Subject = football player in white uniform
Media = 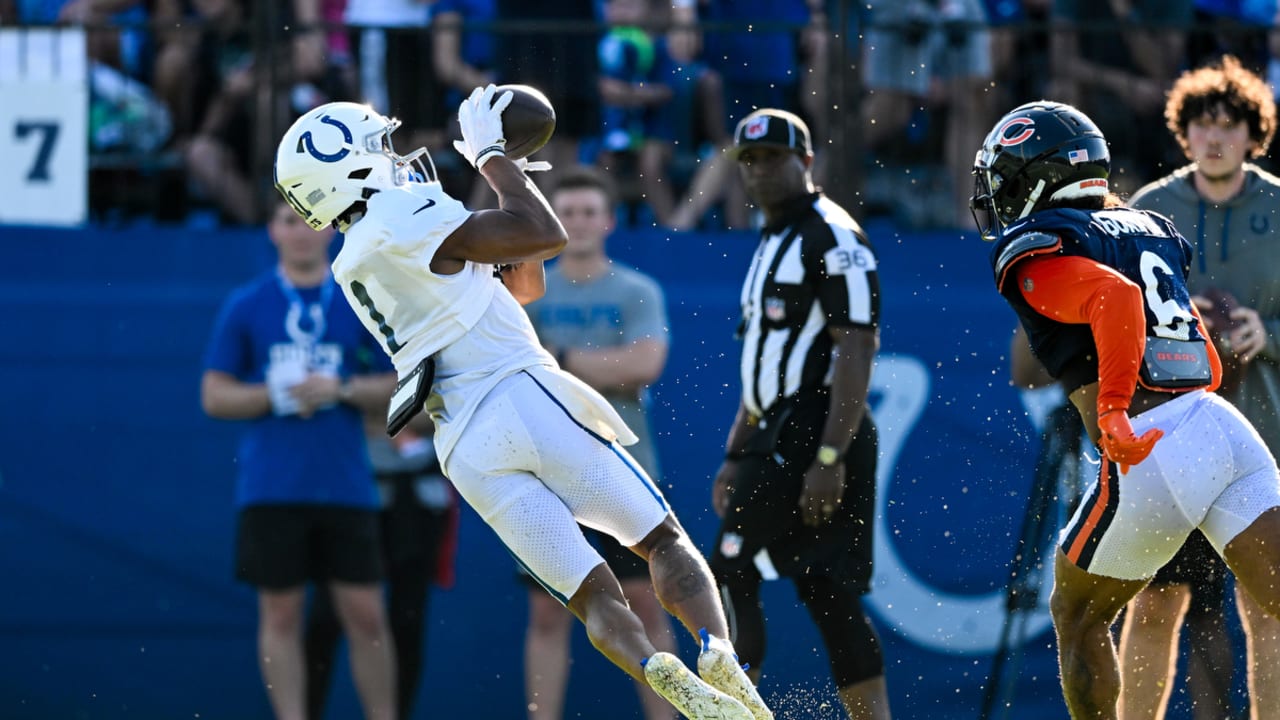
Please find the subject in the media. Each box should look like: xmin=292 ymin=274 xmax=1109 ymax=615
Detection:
xmin=273 ymin=85 xmax=772 ymax=720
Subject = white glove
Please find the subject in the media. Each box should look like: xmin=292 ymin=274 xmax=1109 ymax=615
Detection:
xmin=453 ymin=84 xmax=511 ymax=169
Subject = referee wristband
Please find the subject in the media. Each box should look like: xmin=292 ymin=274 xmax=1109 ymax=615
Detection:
xmin=724 ymin=449 xmax=746 ymax=461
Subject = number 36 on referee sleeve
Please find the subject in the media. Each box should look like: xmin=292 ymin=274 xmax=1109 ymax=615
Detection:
xmin=823 ymin=245 xmax=876 ymax=275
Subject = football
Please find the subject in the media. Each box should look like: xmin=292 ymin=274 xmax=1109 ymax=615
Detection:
xmin=1198 ymin=286 xmax=1244 ymax=393
xmin=493 ymin=84 xmax=556 ymax=160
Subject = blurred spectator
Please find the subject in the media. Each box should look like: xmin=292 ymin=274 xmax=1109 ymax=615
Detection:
xmin=692 ymin=0 xmax=818 ymax=129
xmin=493 ymin=0 xmax=599 ymax=187
xmin=344 ymin=0 xmax=444 ymax=155
xmin=1125 ymin=54 xmax=1280 ymax=720
xmin=986 ymin=0 xmax=1053 ymax=114
xmin=14 ymin=1 xmax=168 ymax=149
xmin=1048 ymin=0 xmax=1192 ymax=195
xmin=431 ymin=0 xmax=496 ymax=113
xmin=200 ymin=200 xmax=399 ymax=720
xmin=156 ymin=0 xmax=351 ymax=225
xmin=430 ymin=0 xmax=499 ymax=204
xmin=1255 ymin=2 xmax=1280 ymax=113
xmin=596 ymin=0 xmax=675 ymax=224
xmin=596 ymin=0 xmax=728 ymax=228
xmin=656 ymin=78 xmax=732 ymax=229
xmin=663 ymin=0 xmax=823 ymax=230
xmin=18 ymin=0 xmax=150 ymax=75
xmin=1187 ymin=0 xmax=1269 ymax=72
xmin=861 ymin=0 xmax=995 ymax=228
xmin=306 ymin=416 xmax=460 ymax=720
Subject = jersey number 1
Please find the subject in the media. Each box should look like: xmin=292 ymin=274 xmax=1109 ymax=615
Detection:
xmin=349 ymin=280 xmax=404 ymax=354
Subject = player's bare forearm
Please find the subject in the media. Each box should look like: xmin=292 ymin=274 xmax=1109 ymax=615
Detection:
xmin=724 ymin=402 xmax=754 ymax=457
xmin=821 ymin=326 xmax=877 ymax=451
xmin=442 ymin=161 xmax=567 ymax=266
xmin=200 ymin=371 xmax=271 ymax=419
xmin=1010 ymin=324 xmax=1056 ymax=389
xmin=341 ymin=372 xmax=398 ymax=415
xmin=478 ymin=157 xmax=567 ymax=260
xmin=499 ymin=262 xmax=547 ymax=305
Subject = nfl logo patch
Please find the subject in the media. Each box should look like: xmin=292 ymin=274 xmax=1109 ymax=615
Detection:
xmin=764 ymin=297 xmax=786 ymax=321
xmin=720 ymin=532 xmax=744 ymax=559
xmin=1067 ymin=148 xmax=1088 ymax=165
xmin=744 ymin=117 xmax=769 ymax=140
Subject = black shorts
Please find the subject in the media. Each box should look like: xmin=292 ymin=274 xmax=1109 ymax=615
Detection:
xmin=1149 ymin=529 xmax=1229 ymax=596
xmin=379 ymin=471 xmax=450 ymax=556
xmin=709 ymin=390 xmax=877 ymax=593
xmin=518 ymin=526 xmax=649 ymax=587
xmin=235 ymin=504 xmax=384 ymax=590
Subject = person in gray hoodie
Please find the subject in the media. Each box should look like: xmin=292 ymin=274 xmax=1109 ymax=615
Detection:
xmin=1124 ymin=54 xmax=1280 ymax=720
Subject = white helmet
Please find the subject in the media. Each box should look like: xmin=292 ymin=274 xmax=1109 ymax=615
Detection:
xmin=274 ymin=101 xmax=436 ymax=230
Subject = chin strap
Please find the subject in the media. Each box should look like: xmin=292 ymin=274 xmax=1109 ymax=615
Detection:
xmin=1017 ymin=179 xmax=1046 ymax=220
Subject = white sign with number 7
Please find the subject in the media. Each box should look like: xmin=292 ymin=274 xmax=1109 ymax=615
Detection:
xmin=0 ymin=28 xmax=87 ymax=227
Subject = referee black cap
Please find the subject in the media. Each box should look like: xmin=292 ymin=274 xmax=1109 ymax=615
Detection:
xmin=727 ymin=108 xmax=812 ymax=160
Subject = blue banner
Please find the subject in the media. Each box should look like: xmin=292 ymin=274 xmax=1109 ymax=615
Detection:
xmin=0 ymin=219 xmax=1075 ymax=719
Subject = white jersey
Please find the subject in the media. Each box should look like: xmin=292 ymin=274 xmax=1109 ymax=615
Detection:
xmin=331 ymin=181 xmax=633 ymax=465
xmin=332 ymin=181 xmax=547 ymax=462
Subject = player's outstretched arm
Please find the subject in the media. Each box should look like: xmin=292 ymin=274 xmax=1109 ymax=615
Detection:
xmin=438 ymin=157 xmax=566 ymax=266
xmin=439 ymin=85 xmax=567 ymax=267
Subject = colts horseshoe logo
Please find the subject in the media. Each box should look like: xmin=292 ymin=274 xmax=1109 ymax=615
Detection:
xmin=865 ymin=355 xmax=1054 ymax=654
xmin=298 ymin=115 xmax=353 ymax=163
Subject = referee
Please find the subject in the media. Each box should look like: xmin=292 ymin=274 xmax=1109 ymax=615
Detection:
xmin=710 ymin=108 xmax=892 ymax=720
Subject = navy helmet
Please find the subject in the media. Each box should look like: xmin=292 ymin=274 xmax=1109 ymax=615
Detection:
xmin=971 ymin=101 xmax=1111 ymax=240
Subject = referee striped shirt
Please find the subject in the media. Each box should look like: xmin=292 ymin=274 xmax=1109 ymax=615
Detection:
xmin=738 ymin=192 xmax=880 ymax=417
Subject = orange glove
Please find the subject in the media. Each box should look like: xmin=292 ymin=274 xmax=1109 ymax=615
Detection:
xmin=1098 ymin=410 xmax=1163 ymax=473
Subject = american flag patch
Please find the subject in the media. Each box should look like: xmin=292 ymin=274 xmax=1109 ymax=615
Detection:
xmin=1067 ymin=148 xmax=1088 ymax=164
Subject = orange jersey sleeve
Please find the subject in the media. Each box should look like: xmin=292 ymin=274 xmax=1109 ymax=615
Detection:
xmin=1013 ymin=254 xmax=1145 ymax=415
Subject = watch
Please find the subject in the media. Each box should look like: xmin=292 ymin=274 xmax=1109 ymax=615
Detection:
xmin=816 ymin=444 xmax=841 ymax=467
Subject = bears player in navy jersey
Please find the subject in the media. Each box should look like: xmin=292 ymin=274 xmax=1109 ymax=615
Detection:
xmin=972 ymin=100 xmax=1280 ymax=719
xmin=271 ymin=85 xmax=771 ymax=720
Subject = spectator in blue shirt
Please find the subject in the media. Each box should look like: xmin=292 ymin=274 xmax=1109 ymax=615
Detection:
xmin=200 ymin=200 xmax=398 ymax=720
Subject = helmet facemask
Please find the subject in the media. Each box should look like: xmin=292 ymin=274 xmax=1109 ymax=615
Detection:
xmin=380 ymin=117 xmax=438 ymax=187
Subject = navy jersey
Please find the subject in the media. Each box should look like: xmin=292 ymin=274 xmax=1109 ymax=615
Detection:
xmin=990 ymin=207 xmax=1210 ymax=393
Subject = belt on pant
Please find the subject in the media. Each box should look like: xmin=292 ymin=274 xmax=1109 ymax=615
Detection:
xmin=1130 ymin=385 xmax=1188 ymax=416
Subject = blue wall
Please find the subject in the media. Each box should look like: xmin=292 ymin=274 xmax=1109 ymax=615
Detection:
xmin=0 ymin=219 xmax=1069 ymax=719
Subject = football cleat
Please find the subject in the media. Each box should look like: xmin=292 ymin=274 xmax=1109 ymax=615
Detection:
xmin=697 ymin=629 xmax=774 ymax=720
xmin=642 ymin=651 xmax=753 ymax=720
